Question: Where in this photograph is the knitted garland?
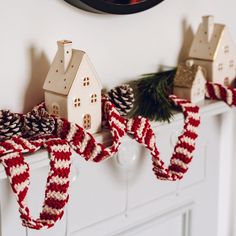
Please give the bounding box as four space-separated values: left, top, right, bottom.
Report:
206 81 236 106
0 95 200 229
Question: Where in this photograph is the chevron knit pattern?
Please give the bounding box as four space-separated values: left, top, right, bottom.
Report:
0 137 72 229
206 82 236 106
0 95 200 229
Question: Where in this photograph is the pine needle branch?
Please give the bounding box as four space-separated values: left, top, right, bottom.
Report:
130 69 177 122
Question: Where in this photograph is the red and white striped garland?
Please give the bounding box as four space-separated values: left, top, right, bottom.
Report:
206 81 236 106
0 95 200 229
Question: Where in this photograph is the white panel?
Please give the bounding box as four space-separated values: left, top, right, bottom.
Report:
0 180 26 236
127 120 184 209
125 214 184 236
68 154 126 232
112 206 192 236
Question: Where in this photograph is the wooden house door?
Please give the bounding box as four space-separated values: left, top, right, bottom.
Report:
52 103 60 116
83 114 91 130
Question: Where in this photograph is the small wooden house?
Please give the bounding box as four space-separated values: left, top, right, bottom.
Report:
43 40 102 134
189 15 236 87
173 60 206 104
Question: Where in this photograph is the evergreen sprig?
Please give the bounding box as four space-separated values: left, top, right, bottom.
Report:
131 69 177 122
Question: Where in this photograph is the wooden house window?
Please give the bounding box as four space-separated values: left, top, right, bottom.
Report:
91 94 97 103
74 98 80 107
224 45 229 53
229 60 234 68
218 63 223 71
52 104 60 116
83 114 91 130
83 77 90 86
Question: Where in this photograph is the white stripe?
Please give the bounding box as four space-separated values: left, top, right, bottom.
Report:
9 164 28 178
127 119 134 133
43 205 63 216
180 136 195 146
20 138 38 150
1 152 20 162
15 179 30 194
110 117 126 131
5 140 24 151
227 89 233 105
136 118 146 139
80 133 90 153
213 84 221 99
185 123 198 133
149 136 156 150
182 103 196 108
175 147 192 157
171 158 188 169
0 145 7 153
152 157 164 168
46 190 68 201
54 159 71 169
90 145 102 161
49 176 69 185
169 170 183 178
186 112 200 121
66 124 77 142
51 144 70 152
153 166 168 176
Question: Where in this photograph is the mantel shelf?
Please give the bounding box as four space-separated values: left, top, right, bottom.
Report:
0 100 230 180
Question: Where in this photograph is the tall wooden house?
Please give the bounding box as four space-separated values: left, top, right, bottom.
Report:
189 15 236 87
43 40 102 134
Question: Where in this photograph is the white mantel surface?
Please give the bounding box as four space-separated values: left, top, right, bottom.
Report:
0 100 230 179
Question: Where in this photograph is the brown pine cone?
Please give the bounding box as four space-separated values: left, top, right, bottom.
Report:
24 107 55 137
108 84 135 116
0 110 23 141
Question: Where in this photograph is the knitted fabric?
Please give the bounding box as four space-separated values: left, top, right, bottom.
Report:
0 137 71 229
0 95 200 229
206 82 236 106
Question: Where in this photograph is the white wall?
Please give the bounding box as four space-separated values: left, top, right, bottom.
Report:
0 0 236 235
0 0 236 112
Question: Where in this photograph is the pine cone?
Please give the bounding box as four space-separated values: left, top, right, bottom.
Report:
108 84 135 116
24 107 55 137
0 110 23 141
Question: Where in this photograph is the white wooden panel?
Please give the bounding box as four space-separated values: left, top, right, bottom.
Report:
0 180 26 236
118 214 184 236
127 120 184 209
68 154 126 232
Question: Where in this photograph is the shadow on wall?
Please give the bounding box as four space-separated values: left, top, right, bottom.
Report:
178 19 194 62
23 47 50 113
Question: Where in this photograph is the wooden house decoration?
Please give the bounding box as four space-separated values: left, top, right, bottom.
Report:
173 60 206 104
189 15 236 87
43 40 102 134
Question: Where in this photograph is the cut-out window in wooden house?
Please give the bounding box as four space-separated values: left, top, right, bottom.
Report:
91 94 97 103
74 98 80 107
224 45 229 53
52 104 60 116
83 77 90 86
229 60 234 68
218 63 223 71
83 114 91 130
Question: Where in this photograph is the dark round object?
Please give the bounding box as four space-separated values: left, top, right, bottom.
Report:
65 0 164 14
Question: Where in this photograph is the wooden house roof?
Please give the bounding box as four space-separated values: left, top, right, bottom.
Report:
174 62 205 88
43 46 102 96
189 16 225 61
